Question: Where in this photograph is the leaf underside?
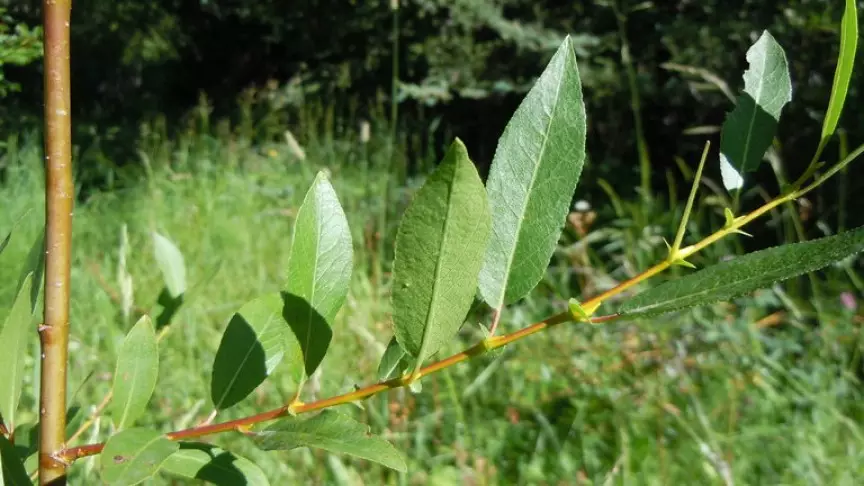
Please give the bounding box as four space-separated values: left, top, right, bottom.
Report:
111 315 160 430
152 231 187 299
160 442 270 486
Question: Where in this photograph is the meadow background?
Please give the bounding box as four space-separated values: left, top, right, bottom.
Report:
1 1 864 484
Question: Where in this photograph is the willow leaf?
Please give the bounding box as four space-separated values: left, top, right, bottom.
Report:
819 0 858 145
111 315 159 430
0 273 33 433
152 232 187 298
161 443 270 486
101 428 179 486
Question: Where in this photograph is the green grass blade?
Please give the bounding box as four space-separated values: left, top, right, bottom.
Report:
719 31 792 191
819 0 858 146
152 231 187 299
479 35 587 309
284 171 353 377
253 410 407 472
619 226 864 318
101 428 179 486
111 316 159 430
160 443 270 486
391 139 491 372
0 273 33 433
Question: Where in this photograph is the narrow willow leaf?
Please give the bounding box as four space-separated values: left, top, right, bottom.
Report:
15 230 44 315
0 434 29 486
392 139 491 370
152 232 187 298
161 443 270 486
0 231 9 257
619 226 864 318
111 315 159 430
376 337 409 381
820 0 858 144
253 410 407 472
719 31 792 191
101 428 179 486
0 273 33 433
211 293 302 410
479 35 587 308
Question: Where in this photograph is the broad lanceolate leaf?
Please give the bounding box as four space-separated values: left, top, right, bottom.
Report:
820 0 858 145
284 171 352 377
618 226 864 318
479 35 587 309
111 315 159 430
253 410 407 472
101 428 179 486
161 443 270 486
152 231 187 298
719 31 792 191
392 139 490 370
0 434 29 486
211 293 302 410
0 273 34 433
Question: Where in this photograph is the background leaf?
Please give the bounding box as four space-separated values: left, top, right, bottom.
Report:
15 230 44 316
111 315 159 430
0 434 29 486
284 171 353 377
478 35 587 309
210 293 302 410
819 0 858 145
152 231 187 298
161 443 270 486
0 273 33 433
392 139 490 370
618 226 864 318
101 428 179 486
252 410 407 472
719 30 792 191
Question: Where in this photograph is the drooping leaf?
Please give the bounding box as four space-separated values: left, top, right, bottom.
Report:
101 428 179 486
0 434 29 486
719 31 792 191
252 410 407 472
211 293 302 410
284 171 353 377
376 337 410 381
152 232 187 299
479 35 587 309
392 139 491 371
0 273 34 433
15 230 44 315
161 443 270 486
111 315 159 430
819 0 858 146
618 226 864 318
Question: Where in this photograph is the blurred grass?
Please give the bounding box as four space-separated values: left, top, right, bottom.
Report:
1 114 863 485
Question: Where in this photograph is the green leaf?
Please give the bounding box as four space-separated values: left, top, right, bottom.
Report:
719 30 792 191
819 0 858 145
161 443 270 486
211 293 302 410
152 231 186 298
618 226 864 318
0 273 34 433
392 139 491 371
15 231 44 316
376 337 409 381
101 428 179 486
111 315 159 430
252 410 407 472
479 35 588 309
284 171 352 377
0 434 29 486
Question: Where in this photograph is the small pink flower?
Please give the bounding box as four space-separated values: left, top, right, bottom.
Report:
841 292 857 311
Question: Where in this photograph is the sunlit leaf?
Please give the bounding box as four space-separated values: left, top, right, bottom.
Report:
101 428 179 486
618 226 864 318
252 410 407 472
111 315 159 430
719 31 792 191
161 443 270 486
284 171 353 377
0 434 29 486
819 0 858 145
0 273 34 433
211 293 302 410
152 232 187 299
392 139 490 371
479 35 588 309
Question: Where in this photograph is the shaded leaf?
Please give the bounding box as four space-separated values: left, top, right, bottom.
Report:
479 35 588 308
111 316 159 430
101 428 179 486
392 139 491 371
211 293 302 410
0 273 34 433
618 226 864 318
819 0 858 145
152 232 186 298
284 171 352 377
252 410 407 472
376 337 409 381
15 231 44 316
161 443 269 486
719 31 792 190
0 434 29 486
